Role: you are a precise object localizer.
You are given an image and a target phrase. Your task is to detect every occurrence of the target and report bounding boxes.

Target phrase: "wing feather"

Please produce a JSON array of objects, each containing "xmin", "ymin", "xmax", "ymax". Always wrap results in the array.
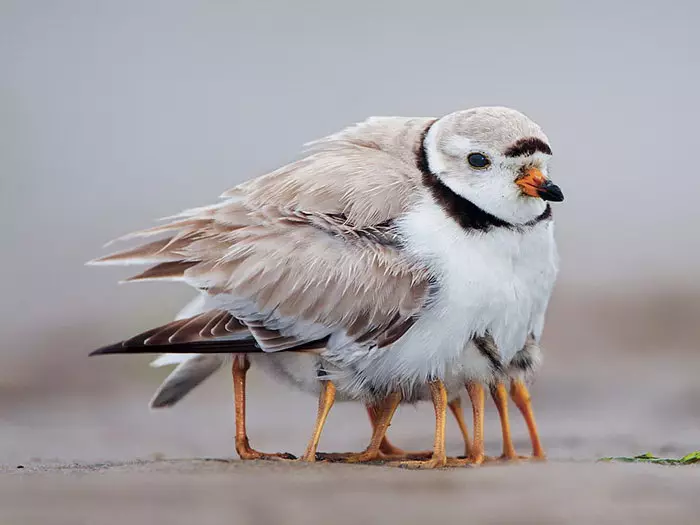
[
  {"xmin": 123, "ymin": 261, "xmax": 198, "ymax": 282},
  {"xmin": 91, "ymin": 117, "xmax": 435, "ymax": 353},
  {"xmin": 89, "ymin": 310, "xmax": 329, "ymax": 356}
]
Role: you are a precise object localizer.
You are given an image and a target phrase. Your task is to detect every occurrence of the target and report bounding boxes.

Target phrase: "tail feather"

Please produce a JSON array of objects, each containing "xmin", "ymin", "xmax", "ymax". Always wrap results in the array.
[
  {"xmin": 150, "ymin": 354, "xmax": 200, "ymax": 367},
  {"xmin": 87, "ymin": 238, "xmax": 182, "ymax": 266},
  {"xmin": 149, "ymin": 354, "xmax": 227, "ymax": 408},
  {"xmin": 90, "ymin": 338, "xmax": 261, "ymax": 356},
  {"xmin": 122, "ymin": 261, "xmax": 198, "ymax": 283},
  {"xmin": 103, "ymin": 218, "xmax": 212, "ymax": 247},
  {"xmin": 89, "ymin": 309, "xmax": 329, "ymax": 356}
]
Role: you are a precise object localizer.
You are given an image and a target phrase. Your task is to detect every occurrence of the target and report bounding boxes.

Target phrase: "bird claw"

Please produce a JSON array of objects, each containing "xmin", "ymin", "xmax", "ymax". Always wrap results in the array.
[
  {"xmin": 392, "ymin": 456, "xmax": 448, "ymax": 469},
  {"xmin": 238, "ymin": 450, "xmax": 297, "ymax": 461}
]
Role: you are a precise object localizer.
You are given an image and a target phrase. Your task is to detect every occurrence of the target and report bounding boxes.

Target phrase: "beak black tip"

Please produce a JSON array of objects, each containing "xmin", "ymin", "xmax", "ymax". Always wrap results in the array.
[
  {"xmin": 542, "ymin": 192, "xmax": 564, "ymax": 202},
  {"xmin": 537, "ymin": 182, "xmax": 564, "ymax": 202}
]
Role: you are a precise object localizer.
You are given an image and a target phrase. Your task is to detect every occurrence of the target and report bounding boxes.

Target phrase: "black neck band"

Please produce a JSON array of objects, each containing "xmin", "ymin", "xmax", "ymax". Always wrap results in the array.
[{"xmin": 416, "ymin": 124, "xmax": 551, "ymax": 233}]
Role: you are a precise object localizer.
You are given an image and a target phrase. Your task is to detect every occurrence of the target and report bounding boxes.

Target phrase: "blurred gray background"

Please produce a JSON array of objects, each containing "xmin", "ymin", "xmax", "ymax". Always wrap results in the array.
[{"xmin": 2, "ymin": 0, "xmax": 699, "ymax": 471}]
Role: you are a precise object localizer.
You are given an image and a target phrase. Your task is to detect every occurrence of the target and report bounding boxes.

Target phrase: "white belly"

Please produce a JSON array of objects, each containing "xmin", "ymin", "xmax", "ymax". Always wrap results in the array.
[{"xmin": 333, "ymin": 197, "xmax": 558, "ymax": 396}]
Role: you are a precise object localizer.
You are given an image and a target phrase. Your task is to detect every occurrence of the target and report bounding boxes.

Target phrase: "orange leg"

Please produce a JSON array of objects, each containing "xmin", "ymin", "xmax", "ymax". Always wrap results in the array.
[
  {"xmin": 363, "ymin": 405, "xmax": 421, "ymax": 459},
  {"xmin": 465, "ymin": 382, "xmax": 485, "ymax": 465},
  {"xmin": 370, "ymin": 404, "xmax": 406, "ymax": 456},
  {"xmin": 510, "ymin": 380, "xmax": 546, "ymax": 460},
  {"xmin": 336, "ymin": 392, "xmax": 403, "ymax": 463},
  {"xmin": 371, "ymin": 404, "xmax": 433, "ymax": 460},
  {"xmin": 448, "ymin": 396, "xmax": 473, "ymax": 458},
  {"xmin": 232, "ymin": 356, "xmax": 295, "ymax": 460},
  {"xmin": 490, "ymin": 382, "xmax": 522, "ymax": 461},
  {"xmin": 317, "ymin": 396, "xmax": 433, "ymax": 462},
  {"xmin": 300, "ymin": 380, "xmax": 337, "ymax": 462},
  {"xmin": 394, "ymin": 380, "xmax": 448, "ymax": 469}
]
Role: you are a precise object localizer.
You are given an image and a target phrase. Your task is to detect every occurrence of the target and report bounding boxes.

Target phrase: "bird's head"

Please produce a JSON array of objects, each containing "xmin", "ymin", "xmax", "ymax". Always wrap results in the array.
[{"xmin": 423, "ymin": 106, "xmax": 563, "ymax": 224}]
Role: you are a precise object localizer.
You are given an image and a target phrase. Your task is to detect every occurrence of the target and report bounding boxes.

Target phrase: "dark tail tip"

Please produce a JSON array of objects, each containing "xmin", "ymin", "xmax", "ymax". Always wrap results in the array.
[
  {"xmin": 89, "ymin": 343, "xmax": 127, "ymax": 356},
  {"xmin": 89, "ymin": 339, "xmax": 263, "ymax": 356}
]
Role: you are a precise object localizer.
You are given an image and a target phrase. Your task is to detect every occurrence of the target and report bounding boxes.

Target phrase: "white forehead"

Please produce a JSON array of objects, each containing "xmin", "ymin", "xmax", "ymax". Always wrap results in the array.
[{"xmin": 435, "ymin": 106, "xmax": 549, "ymax": 154}]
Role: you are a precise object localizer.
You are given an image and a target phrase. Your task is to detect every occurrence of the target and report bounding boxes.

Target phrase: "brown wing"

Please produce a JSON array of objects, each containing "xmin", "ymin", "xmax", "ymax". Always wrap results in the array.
[
  {"xmin": 90, "ymin": 117, "xmax": 433, "ymax": 352},
  {"xmin": 222, "ymin": 116, "xmax": 432, "ymax": 227},
  {"xmin": 90, "ymin": 309, "xmax": 330, "ymax": 356}
]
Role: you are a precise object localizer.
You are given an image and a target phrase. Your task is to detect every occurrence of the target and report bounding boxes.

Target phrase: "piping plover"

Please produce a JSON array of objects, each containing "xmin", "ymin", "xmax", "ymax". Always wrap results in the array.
[
  {"xmin": 147, "ymin": 340, "xmax": 540, "ymax": 462},
  {"xmin": 90, "ymin": 106, "xmax": 562, "ymax": 467},
  {"xmin": 146, "ymin": 297, "xmax": 446, "ymax": 461}
]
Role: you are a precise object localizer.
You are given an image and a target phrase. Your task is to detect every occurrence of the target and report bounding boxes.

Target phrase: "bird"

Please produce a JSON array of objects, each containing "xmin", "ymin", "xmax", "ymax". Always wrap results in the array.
[
  {"xmin": 146, "ymin": 337, "xmax": 540, "ymax": 462},
  {"xmin": 145, "ymin": 296, "xmax": 455, "ymax": 462},
  {"xmin": 146, "ymin": 288, "xmax": 543, "ymax": 464},
  {"xmin": 150, "ymin": 349, "xmax": 470, "ymax": 462},
  {"xmin": 89, "ymin": 106, "xmax": 562, "ymax": 468},
  {"xmin": 145, "ymin": 295, "xmax": 299, "ymax": 461},
  {"xmin": 480, "ymin": 334, "xmax": 546, "ymax": 462}
]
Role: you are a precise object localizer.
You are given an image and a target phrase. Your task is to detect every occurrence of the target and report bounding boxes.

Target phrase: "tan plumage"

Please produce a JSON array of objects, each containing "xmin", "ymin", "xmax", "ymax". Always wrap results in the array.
[
  {"xmin": 90, "ymin": 107, "xmax": 561, "ymax": 466},
  {"xmin": 123, "ymin": 261, "xmax": 198, "ymax": 282},
  {"xmin": 90, "ymin": 309, "xmax": 258, "ymax": 356},
  {"xmin": 135, "ymin": 310, "xmax": 247, "ymax": 344},
  {"xmin": 90, "ymin": 116, "xmax": 437, "ymax": 352},
  {"xmin": 225, "ymin": 117, "xmax": 433, "ymax": 226}
]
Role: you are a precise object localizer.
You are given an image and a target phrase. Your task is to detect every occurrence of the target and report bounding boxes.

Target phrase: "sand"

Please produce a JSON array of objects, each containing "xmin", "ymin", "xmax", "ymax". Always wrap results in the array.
[
  {"xmin": 5, "ymin": 459, "xmax": 700, "ymax": 524},
  {"xmin": 4, "ymin": 344, "xmax": 700, "ymax": 524}
]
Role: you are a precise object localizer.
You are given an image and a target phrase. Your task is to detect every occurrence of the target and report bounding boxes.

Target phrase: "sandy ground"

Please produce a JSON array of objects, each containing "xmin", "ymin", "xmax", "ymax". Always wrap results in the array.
[
  {"xmin": 4, "ymin": 340, "xmax": 700, "ymax": 524},
  {"xmin": 4, "ymin": 460, "xmax": 700, "ymax": 525}
]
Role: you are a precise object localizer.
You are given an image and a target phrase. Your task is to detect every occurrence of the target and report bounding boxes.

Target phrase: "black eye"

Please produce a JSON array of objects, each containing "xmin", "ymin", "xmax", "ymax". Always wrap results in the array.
[{"xmin": 467, "ymin": 153, "xmax": 491, "ymax": 169}]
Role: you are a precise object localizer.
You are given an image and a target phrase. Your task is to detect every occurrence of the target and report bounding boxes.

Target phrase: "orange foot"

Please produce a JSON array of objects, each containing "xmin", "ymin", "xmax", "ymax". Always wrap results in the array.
[
  {"xmin": 238, "ymin": 449, "xmax": 296, "ymax": 461},
  {"xmin": 391, "ymin": 455, "xmax": 450, "ymax": 469},
  {"xmin": 315, "ymin": 440, "xmax": 432, "ymax": 463},
  {"xmin": 525, "ymin": 453, "xmax": 547, "ymax": 462},
  {"xmin": 236, "ymin": 438, "xmax": 296, "ymax": 461},
  {"xmin": 315, "ymin": 449, "xmax": 431, "ymax": 463},
  {"xmin": 377, "ymin": 440, "xmax": 433, "ymax": 460},
  {"xmin": 445, "ymin": 453, "xmax": 485, "ymax": 467},
  {"xmin": 393, "ymin": 458, "xmax": 446, "ymax": 469},
  {"xmin": 482, "ymin": 454, "xmax": 528, "ymax": 464}
]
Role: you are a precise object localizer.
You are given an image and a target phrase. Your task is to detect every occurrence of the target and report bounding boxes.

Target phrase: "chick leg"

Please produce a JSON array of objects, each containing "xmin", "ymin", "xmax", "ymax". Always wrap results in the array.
[
  {"xmin": 317, "ymin": 394, "xmax": 431, "ymax": 462},
  {"xmin": 448, "ymin": 396, "xmax": 473, "ymax": 458},
  {"xmin": 465, "ymin": 381, "xmax": 485, "ymax": 465},
  {"xmin": 331, "ymin": 392, "xmax": 404, "ymax": 463},
  {"xmin": 394, "ymin": 380, "xmax": 449, "ymax": 469},
  {"xmin": 510, "ymin": 380, "xmax": 546, "ymax": 460},
  {"xmin": 300, "ymin": 380, "xmax": 337, "ymax": 462},
  {"xmin": 232, "ymin": 356, "xmax": 296, "ymax": 460},
  {"xmin": 490, "ymin": 382, "xmax": 525, "ymax": 461},
  {"xmin": 373, "ymin": 399, "xmax": 470, "ymax": 459},
  {"xmin": 373, "ymin": 404, "xmax": 434, "ymax": 460},
  {"xmin": 372, "ymin": 403, "xmax": 406, "ymax": 456}
]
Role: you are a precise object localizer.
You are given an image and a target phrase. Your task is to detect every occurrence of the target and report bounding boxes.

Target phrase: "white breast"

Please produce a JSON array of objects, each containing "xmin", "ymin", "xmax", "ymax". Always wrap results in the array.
[{"xmin": 337, "ymin": 195, "xmax": 558, "ymax": 395}]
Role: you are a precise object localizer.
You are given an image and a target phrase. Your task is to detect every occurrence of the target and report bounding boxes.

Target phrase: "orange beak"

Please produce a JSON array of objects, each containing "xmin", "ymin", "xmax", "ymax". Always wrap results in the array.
[{"xmin": 516, "ymin": 167, "xmax": 564, "ymax": 202}]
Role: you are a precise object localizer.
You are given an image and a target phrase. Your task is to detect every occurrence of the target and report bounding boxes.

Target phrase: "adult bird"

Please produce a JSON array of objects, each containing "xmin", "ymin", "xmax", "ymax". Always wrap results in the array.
[{"xmin": 90, "ymin": 107, "xmax": 562, "ymax": 467}]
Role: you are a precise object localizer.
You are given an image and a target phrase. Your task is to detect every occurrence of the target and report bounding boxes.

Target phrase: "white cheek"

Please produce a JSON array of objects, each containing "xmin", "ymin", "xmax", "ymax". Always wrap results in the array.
[
  {"xmin": 424, "ymin": 122, "xmax": 549, "ymax": 224},
  {"xmin": 440, "ymin": 171, "xmax": 546, "ymax": 224}
]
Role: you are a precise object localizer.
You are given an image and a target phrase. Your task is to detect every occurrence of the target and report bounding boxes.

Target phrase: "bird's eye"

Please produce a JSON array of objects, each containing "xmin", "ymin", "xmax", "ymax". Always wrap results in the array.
[{"xmin": 467, "ymin": 153, "xmax": 491, "ymax": 169}]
